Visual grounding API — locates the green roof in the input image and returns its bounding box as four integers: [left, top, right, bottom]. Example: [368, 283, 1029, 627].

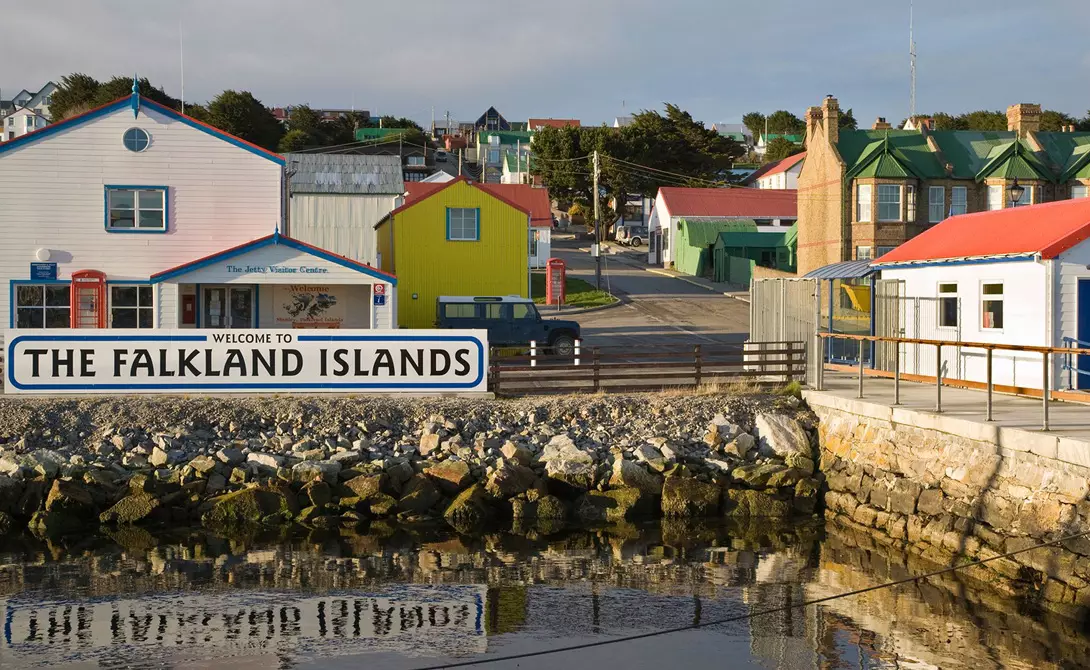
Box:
[477, 130, 533, 146]
[354, 127, 413, 140]
[764, 133, 803, 143]
[678, 219, 759, 247]
[839, 128, 1090, 183]
[503, 150, 529, 172]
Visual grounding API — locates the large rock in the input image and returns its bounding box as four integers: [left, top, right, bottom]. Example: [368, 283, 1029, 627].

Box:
[100, 492, 162, 525]
[545, 460, 595, 493]
[29, 449, 67, 478]
[722, 488, 792, 517]
[661, 477, 721, 517]
[486, 461, 538, 499]
[704, 414, 740, 447]
[575, 488, 651, 523]
[783, 452, 814, 475]
[511, 494, 567, 520]
[732, 463, 790, 488]
[754, 413, 812, 460]
[189, 455, 219, 476]
[45, 479, 96, 518]
[723, 434, 756, 459]
[443, 484, 495, 529]
[425, 460, 473, 494]
[202, 485, 299, 526]
[399, 475, 442, 514]
[609, 458, 663, 497]
[794, 478, 820, 514]
[292, 460, 341, 484]
[343, 473, 388, 499]
[419, 433, 442, 457]
[247, 453, 284, 470]
[540, 434, 591, 463]
[501, 442, 533, 466]
[632, 443, 667, 472]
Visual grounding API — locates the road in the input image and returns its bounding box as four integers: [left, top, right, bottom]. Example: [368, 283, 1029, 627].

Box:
[547, 235, 750, 349]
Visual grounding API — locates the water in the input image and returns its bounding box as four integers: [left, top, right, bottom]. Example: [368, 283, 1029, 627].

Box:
[0, 519, 1087, 670]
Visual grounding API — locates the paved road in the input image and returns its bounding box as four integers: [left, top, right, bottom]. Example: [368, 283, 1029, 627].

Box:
[548, 236, 750, 349]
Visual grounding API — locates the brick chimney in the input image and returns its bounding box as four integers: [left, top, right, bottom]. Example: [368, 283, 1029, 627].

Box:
[804, 106, 823, 147]
[872, 117, 892, 130]
[1006, 103, 1041, 138]
[822, 95, 840, 145]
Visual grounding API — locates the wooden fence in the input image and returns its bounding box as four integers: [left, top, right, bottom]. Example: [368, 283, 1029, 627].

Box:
[489, 341, 805, 395]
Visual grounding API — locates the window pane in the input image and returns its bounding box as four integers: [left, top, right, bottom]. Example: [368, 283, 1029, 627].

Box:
[951, 187, 968, 215]
[44, 308, 70, 328]
[110, 210, 136, 228]
[138, 308, 154, 329]
[138, 189, 163, 208]
[484, 304, 503, 319]
[983, 283, 1003, 295]
[856, 185, 872, 222]
[855, 246, 872, 260]
[110, 190, 134, 208]
[138, 286, 153, 306]
[940, 298, 958, 327]
[906, 185, 916, 221]
[938, 283, 957, 294]
[512, 304, 535, 319]
[877, 184, 901, 221]
[986, 185, 1003, 210]
[17, 285, 43, 307]
[112, 286, 138, 306]
[983, 301, 1004, 329]
[17, 308, 43, 328]
[1017, 186, 1033, 206]
[45, 286, 70, 306]
[138, 210, 164, 228]
[929, 186, 945, 222]
[445, 304, 475, 318]
[1073, 184, 1089, 199]
[111, 308, 137, 328]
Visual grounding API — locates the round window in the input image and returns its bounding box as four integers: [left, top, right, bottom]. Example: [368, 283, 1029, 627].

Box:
[123, 127, 150, 152]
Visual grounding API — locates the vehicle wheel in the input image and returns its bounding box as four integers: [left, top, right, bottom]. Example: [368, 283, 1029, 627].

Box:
[551, 335, 575, 357]
[631, 236, 642, 246]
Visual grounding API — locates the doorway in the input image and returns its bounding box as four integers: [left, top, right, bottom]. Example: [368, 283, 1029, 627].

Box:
[1078, 278, 1090, 390]
[203, 286, 254, 328]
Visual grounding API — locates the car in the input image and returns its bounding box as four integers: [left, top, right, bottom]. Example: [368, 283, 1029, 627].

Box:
[435, 150, 448, 161]
[435, 295, 581, 355]
[614, 223, 647, 246]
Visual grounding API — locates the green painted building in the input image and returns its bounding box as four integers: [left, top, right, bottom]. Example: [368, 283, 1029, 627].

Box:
[674, 219, 797, 282]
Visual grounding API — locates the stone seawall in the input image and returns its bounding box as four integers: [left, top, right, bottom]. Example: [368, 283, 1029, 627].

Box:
[806, 390, 1090, 615]
[0, 393, 821, 536]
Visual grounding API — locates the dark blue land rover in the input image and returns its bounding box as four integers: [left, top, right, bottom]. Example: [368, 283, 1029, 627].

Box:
[436, 296, 582, 355]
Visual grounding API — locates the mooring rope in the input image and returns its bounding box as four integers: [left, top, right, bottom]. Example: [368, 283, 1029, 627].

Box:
[409, 527, 1090, 669]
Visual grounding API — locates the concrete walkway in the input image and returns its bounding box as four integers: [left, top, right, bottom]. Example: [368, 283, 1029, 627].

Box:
[808, 370, 1090, 467]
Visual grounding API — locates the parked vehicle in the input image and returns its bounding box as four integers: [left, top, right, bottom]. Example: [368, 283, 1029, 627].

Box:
[435, 296, 581, 355]
[435, 150, 448, 161]
[614, 223, 647, 246]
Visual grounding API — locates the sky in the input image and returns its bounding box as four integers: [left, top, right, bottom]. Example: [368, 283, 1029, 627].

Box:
[4, 0, 1090, 129]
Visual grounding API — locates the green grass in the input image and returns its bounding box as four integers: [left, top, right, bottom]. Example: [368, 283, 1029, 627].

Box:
[531, 272, 617, 309]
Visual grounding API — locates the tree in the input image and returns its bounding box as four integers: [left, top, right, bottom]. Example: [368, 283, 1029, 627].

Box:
[278, 129, 312, 153]
[839, 108, 858, 130]
[208, 90, 283, 151]
[765, 110, 804, 136]
[182, 103, 212, 123]
[1040, 109, 1077, 131]
[960, 110, 1006, 131]
[742, 112, 766, 141]
[92, 76, 179, 110]
[50, 73, 101, 120]
[763, 137, 804, 164]
[929, 112, 966, 130]
[1078, 112, 1090, 132]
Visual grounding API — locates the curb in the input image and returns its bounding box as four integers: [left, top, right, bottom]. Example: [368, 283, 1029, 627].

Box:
[605, 255, 753, 304]
[537, 292, 629, 316]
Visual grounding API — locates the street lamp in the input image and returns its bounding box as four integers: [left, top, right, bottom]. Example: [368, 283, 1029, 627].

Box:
[1008, 178, 1025, 208]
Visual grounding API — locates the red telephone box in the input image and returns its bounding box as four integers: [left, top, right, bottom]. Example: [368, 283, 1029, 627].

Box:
[70, 270, 106, 328]
[545, 258, 566, 307]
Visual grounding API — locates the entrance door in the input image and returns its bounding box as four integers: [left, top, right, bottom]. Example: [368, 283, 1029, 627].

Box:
[1079, 279, 1090, 390]
[203, 287, 254, 328]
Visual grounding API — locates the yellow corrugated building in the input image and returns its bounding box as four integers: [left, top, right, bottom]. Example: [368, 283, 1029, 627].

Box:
[376, 178, 530, 328]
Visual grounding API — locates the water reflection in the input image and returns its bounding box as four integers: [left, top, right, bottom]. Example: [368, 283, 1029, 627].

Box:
[0, 519, 1084, 669]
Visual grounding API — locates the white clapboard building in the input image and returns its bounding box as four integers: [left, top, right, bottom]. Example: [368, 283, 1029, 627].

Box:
[0, 85, 398, 345]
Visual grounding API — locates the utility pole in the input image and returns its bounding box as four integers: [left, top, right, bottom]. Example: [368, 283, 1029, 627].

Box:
[593, 150, 601, 290]
[458, 149, 463, 176]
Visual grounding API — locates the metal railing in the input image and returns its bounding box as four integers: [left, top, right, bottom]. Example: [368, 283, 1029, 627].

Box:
[490, 340, 806, 395]
[1062, 336, 1090, 390]
[816, 332, 1090, 431]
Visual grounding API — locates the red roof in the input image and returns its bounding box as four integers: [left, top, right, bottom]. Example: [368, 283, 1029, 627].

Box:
[403, 182, 448, 203]
[658, 187, 797, 218]
[477, 184, 553, 227]
[390, 176, 532, 219]
[528, 118, 580, 130]
[875, 198, 1090, 264]
[742, 152, 806, 186]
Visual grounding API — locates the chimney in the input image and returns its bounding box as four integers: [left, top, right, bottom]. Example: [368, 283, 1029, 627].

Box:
[872, 117, 892, 130]
[822, 95, 840, 145]
[1006, 103, 1041, 138]
[804, 106, 823, 147]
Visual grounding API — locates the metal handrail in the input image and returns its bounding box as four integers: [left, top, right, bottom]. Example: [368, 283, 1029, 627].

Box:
[816, 332, 1089, 431]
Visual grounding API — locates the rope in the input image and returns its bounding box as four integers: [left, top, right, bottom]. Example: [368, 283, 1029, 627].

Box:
[408, 527, 1090, 669]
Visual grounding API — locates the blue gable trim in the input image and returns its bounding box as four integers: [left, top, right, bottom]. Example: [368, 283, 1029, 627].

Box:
[0, 96, 285, 166]
[873, 254, 1036, 270]
[151, 234, 398, 285]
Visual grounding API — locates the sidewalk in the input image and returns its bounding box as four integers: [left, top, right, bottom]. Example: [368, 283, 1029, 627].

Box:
[601, 245, 752, 303]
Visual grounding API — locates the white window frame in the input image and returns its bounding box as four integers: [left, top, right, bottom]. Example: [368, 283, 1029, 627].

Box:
[108, 284, 156, 329]
[1072, 184, 1089, 199]
[986, 185, 1003, 211]
[447, 208, 480, 241]
[855, 246, 873, 261]
[980, 281, 1004, 331]
[14, 283, 71, 329]
[106, 187, 167, 232]
[1016, 185, 1033, 207]
[877, 184, 902, 222]
[950, 186, 968, 216]
[928, 186, 945, 222]
[856, 184, 873, 223]
[906, 184, 917, 221]
[406, 155, 425, 166]
[937, 282, 958, 329]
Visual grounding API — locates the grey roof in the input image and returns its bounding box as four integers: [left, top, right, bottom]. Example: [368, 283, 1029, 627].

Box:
[803, 259, 876, 280]
[286, 153, 404, 194]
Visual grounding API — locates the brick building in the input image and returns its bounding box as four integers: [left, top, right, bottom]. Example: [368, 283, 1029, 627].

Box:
[797, 96, 1090, 275]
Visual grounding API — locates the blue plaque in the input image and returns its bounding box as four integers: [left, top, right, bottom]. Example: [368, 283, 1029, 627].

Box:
[373, 294, 386, 306]
[30, 262, 58, 280]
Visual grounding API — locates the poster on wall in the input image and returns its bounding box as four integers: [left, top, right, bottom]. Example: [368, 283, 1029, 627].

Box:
[274, 285, 347, 328]
[4, 329, 488, 394]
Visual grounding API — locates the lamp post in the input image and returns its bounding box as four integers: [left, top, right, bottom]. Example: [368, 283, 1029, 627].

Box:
[1008, 177, 1025, 208]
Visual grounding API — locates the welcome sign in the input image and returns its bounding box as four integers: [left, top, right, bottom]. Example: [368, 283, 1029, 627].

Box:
[273, 284, 347, 328]
[3, 329, 487, 394]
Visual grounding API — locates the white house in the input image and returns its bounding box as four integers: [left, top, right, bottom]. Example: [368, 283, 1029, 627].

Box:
[286, 153, 404, 266]
[1, 82, 57, 142]
[0, 88, 397, 346]
[872, 198, 1090, 391]
[648, 187, 798, 267]
[742, 152, 806, 190]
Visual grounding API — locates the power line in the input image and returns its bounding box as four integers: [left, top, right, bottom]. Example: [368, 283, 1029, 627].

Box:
[406, 527, 1090, 670]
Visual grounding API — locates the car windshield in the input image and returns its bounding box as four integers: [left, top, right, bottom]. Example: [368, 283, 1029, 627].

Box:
[511, 302, 538, 320]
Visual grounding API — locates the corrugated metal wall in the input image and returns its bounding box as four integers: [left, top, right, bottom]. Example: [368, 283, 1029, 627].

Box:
[392, 181, 529, 328]
[750, 278, 819, 385]
[290, 194, 397, 265]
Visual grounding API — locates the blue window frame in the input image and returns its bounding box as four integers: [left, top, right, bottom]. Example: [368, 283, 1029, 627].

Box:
[104, 185, 168, 233]
[447, 208, 480, 241]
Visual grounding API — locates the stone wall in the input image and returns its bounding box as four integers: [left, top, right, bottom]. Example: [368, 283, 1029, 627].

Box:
[807, 391, 1090, 615]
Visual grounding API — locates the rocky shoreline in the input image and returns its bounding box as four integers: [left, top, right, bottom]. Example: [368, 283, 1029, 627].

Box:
[0, 393, 821, 537]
